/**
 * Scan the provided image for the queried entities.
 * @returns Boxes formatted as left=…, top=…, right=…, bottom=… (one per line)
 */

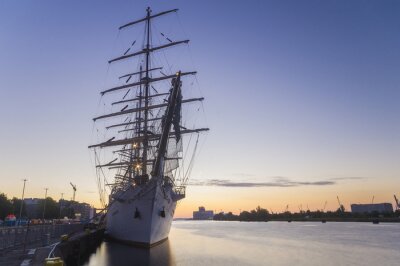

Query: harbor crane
left=70, top=182, right=77, bottom=201
left=298, top=204, right=303, bottom=213
left=337, top=196, right=345, bottom=212
left=394, top=195, right=399, bottom=211
left=322, top=201, right=328, bottom=212
left=284, top=204, right=289, bottom=213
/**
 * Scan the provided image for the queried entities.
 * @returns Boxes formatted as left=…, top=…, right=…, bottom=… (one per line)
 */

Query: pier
left=0, top=223, right=87, bottom=265
left=0, top=223, right=83, bottom=251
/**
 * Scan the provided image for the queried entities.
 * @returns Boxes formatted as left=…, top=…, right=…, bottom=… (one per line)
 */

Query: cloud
left=329, top=177, right=368, bottom=181
left=189, top=177, right=336, bottom=188
left=231, top=173, right=255, bottom=177
left=188, top=175, right=369, bottom=188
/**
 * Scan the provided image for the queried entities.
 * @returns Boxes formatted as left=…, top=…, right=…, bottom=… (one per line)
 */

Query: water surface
left=84, top=221, right=400, bottom=265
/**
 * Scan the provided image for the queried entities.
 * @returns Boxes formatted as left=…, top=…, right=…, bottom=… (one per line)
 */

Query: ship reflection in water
left=83, top=239, right=174, bottom=266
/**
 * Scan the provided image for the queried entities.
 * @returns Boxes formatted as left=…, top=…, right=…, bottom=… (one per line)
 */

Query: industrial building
left=351, top=203, right=393, bottom=214
left=193, top=206, right=214, bottom=220
left=23, top=198, right=41, bottom=218
left=71, top=202, right=94, bottom=221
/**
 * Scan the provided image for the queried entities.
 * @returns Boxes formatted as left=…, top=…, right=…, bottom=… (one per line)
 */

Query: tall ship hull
left=106, top=179, right=184, bottom=246
left=89, top=7, right=208, bottom=248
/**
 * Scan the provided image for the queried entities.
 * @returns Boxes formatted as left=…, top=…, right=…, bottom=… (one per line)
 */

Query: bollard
left=60, top=234, right=69, bottom=242
left=44, top=257, right=64, bottom=266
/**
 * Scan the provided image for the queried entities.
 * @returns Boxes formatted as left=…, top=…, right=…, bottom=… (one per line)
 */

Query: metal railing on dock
left=0, top=223, right=83, bottom=251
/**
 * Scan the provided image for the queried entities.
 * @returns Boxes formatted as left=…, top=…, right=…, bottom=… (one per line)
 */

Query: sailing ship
left=88, top=7, right=208, bottom=247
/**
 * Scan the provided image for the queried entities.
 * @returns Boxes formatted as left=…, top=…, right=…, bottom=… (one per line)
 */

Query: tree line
left=214, top=206, right=270, bottom=221
left=213, top=205, right=400, bottom=222
left=0, top=192, right=75, bottom=220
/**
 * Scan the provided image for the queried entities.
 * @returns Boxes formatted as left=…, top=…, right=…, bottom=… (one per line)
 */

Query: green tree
left=38, top=197, right=59, bottom=219
left=255, top=206, right=269, bottom=221
left=11, top=197, right=27, bottom=218
left=0, top=193, right=13, bottom=219
left=239, top=211, right=252, bottom=221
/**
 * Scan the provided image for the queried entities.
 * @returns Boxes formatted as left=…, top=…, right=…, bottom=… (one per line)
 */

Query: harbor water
left=83, top=220, right=400, bottom=266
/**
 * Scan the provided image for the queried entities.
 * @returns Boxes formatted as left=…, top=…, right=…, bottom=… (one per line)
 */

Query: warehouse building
left=351, top=203, right=393, bottom=214
left=193, top=206, right=214, bottom=220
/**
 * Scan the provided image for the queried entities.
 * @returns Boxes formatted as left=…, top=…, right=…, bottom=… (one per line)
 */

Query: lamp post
left=59, top=193, right=64, bottom=218
left=42, top=188, right=49, bottom=220
left=18, top=179, right=27, bottom=226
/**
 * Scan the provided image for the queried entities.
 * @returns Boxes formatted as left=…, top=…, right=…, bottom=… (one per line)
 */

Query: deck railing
left=173, top=186, right=186, bottom=200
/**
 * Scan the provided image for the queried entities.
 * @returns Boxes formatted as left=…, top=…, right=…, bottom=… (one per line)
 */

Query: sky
left=0, top=0, right=399, bottom=217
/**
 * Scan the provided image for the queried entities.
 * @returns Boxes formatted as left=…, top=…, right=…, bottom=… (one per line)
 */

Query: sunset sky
left=0, top=0, right=399, bottom=217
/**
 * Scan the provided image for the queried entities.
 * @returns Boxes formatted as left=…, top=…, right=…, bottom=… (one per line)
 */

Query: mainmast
left=142, top=7, right=152, bottom=176
left=135, top=65, right=143, bottom=176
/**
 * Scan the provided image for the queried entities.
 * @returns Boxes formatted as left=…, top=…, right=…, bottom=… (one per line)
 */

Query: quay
left=0, top=223, right=82, bottom=265
left=0, top=223, right=104, bottom=266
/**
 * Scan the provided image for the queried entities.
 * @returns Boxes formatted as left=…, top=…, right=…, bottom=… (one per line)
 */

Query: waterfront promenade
left=0, top=223, right=83, bottom=265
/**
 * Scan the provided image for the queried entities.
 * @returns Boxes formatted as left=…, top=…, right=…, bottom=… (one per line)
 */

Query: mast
left=136, top=65, right=143, bottom=175
left=143, top=7, right=152, bottom=176
left=152, top=72, right=182, bottom=178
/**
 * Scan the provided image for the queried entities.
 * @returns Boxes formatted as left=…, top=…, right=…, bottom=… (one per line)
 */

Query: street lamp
left=59, top=193, right=64, bottom=218
left=18, top=179, right=27, bottom=226
left=42, top=188, right=49, bottom=220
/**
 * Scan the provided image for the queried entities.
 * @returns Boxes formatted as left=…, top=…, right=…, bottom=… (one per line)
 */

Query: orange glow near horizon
left=174, top=182, right=400, bottom=218
left=2, top=177, right=399, bottom=218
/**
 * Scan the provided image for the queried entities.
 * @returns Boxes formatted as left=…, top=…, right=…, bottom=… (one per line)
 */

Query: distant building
left=193, top=206, right=214, bottom=220
left=22, top=198, right=94, bottom=220
left=24, top=198, right=41, bottom=218
left=71, top=202, right=94, bottom=221
left=351, top=203, right=393, bottom=214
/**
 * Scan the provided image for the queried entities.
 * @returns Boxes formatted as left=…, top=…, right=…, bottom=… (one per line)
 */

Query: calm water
left=84, top=221, right=400, bottom=266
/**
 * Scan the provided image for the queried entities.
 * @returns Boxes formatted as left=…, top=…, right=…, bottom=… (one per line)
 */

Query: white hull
left=106, top=180, right=182, bottom=247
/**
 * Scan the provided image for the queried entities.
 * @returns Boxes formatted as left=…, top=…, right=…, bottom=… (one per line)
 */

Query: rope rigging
left=90, top=7, right=208, bottom=208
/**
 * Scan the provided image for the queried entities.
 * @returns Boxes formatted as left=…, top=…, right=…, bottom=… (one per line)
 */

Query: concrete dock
left=0, top=223, right=89, bottom=266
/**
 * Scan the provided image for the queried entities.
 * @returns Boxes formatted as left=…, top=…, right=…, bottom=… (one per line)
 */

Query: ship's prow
left=105, top=178, right=185, bottom=247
